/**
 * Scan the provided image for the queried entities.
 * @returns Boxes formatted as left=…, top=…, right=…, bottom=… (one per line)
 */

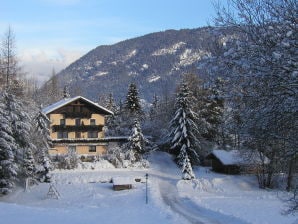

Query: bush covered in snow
left=51, top=152, right=79, bottom=170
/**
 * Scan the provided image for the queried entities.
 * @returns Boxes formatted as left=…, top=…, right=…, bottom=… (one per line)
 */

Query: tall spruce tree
left=125, top=119, right=149, bottom=163
left=125, top=83, right=143, bottom=118
left=33, top=108, right=52, bottom=182
left=203, top=77, right=225, bottom=144
left=0, top=93, right=17, bottom=194
left=103, top=93, right=120, bottom=136
left=169, top=81, right=201, bottom=179
left=3, top=92, right=37, bottom=181
left=22, top=148, right=36, bottom=178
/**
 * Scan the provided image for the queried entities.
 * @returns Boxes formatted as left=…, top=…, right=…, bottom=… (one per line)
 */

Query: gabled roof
left=207, top=149, right=270, bottom=166
left=42, top=96, right=113, bottom=115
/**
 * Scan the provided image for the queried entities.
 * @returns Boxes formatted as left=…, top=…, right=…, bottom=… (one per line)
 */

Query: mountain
left=51, top=26, right=236, bottom=103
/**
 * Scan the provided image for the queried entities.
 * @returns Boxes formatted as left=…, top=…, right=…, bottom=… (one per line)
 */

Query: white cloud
left=20, top=48, right=84, bottom=84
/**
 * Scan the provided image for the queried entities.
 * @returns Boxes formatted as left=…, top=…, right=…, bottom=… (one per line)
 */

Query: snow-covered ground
left=0, top=152, right=297, bottom=224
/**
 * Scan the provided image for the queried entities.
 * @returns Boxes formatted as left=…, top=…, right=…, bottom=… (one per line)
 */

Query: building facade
left=42, top=96, right=113, bottom=156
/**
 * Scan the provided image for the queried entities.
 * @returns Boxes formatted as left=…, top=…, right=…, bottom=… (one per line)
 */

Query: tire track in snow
left=150, top=152, right=250, bottom=224
left=158, top=179, right=250, bottom=224
left=159, top=180, right=218, bottom=224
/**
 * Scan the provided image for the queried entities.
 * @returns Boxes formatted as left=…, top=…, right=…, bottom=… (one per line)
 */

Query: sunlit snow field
left=0, top=152, right=297, bottom=224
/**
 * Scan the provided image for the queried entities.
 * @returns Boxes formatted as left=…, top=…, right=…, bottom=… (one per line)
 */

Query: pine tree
left=125, top=83, right=143, bottom=118
left=169, top=81, right=202, bottom=179
left=22, top=148, right=36, bottom=178
left=104, top=93, right=119, bottom=136
left=125, top=119, right=149, bottom=163
left=180, top=149, right=195, bottom=180
left=203, top=77, right=225, bottom=143
left=0, top=92, right=17, bottom=194
left=33, top=108, right=52, bottom=182
left=149, top=94, right=159, bottom=120
left=182, top=73, right=212, bottom=157
left=3, top=92, right=37, bottom=181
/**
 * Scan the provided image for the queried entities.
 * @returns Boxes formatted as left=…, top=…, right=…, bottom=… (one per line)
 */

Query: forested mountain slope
left=45, top=26, right=236, bottom=102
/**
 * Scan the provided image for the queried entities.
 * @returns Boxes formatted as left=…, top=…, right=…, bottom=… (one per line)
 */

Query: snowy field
left=0, top=152, right=297, bottom=224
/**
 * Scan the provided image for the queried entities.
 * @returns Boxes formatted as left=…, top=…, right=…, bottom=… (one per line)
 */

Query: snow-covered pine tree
left=33, top=108, right=52, bottom=182
left=125, top=83, right=143, bottom=119
left=149, top=93, right=159, bottom=120
left=22, top=148, right=36, bottom=178
left=3, top=92, right=37, bottom=181
left=182, top=73, right=211, bottom=157
left=103, top=93, right=122, bottom=137
left=125, top=119, right=150, bottom=163
left=114, top=83, right=144, bottom=137
left=0, top=92, right=17, bottom=194
left=169, top=81, right=201, bottom=179
left=180, top=146, right=195, bottom=180
left=203, top=77, right=225, bottom=144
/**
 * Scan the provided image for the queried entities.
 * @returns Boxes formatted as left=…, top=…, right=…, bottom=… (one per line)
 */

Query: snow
left=112, top=177, right=135, bottom=185
left=177, top=168, right=297, bottom=224
left=152, top=42, right=186, bottom=56
left=142, top=64, right=149, bottom=69
left=94, top=60, right=102, bottom=66
left=178, top=49, right=211, bottom=67
left=128, top=71, right=137, bottom=76
left=95, top=71, right=109, bottom=77
left=42, top=96, right=113, bottom=115
left=122, top=49, right=137, bottom=62
left=210, top=149, right=270, bottom=165
left=0, top=152, right=297, bottom=224
left=148, top=75, right=160, bottom=83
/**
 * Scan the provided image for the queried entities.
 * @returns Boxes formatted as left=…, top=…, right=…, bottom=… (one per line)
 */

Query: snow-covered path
left=149, top=152, right=250, bottom=224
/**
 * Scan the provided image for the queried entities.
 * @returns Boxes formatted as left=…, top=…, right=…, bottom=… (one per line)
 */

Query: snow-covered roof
left=209, top=149, right=269, bottom=166
left=42, top=96, right=113, bottom=115
left=112, top=177, right=135, bottom=185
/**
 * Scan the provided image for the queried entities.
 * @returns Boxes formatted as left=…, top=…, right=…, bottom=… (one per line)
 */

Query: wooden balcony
left=63, top=112, right=92, bottom=118
left=52, top=125, right=103, bottom=132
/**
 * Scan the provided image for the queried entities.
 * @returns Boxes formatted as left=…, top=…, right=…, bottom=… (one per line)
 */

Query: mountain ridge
left=49, top=26, right=235, bottom=103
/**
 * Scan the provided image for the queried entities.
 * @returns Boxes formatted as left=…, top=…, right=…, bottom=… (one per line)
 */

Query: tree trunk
left=286, top=158, right=294, bottom=191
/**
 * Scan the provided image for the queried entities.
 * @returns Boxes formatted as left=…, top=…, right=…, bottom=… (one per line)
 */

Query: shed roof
left=208, top=149, right=270, bottom=166
left=42, top=96, right=113, bottom=115
left=112, top=177, right=134, bottom=185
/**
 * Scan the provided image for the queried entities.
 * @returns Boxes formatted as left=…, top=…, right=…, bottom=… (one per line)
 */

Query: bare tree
left=213, top=0, right=298, bottom=189
left=1, top=26, right=19, bottom=90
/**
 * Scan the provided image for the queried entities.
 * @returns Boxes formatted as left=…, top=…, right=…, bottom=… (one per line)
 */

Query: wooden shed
left=206, top=149, right=269, bottom=175
left=112, top=177, right=134, bottom=191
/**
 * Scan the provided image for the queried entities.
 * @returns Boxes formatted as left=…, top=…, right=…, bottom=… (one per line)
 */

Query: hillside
left=50, top=26, right=236, bottom=102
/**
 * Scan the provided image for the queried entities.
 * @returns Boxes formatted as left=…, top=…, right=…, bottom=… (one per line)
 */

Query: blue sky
left=0, top=0, right=217, bottom=82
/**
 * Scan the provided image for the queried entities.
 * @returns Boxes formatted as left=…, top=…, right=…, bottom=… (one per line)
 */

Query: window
left=60, top=119, right=65, bottom=126
left=88, top=131, right=98, bottom=138
left=90, top=119, right=96, bottom=125
left=75, top=118, right=81, bottom=126
left=58, top=131, right=68, bottom=139
left=89, top=145, right=96, bottom=152
left=75, top=132, right=81, bottom=138
left=68, top=146, right=76, bottom=153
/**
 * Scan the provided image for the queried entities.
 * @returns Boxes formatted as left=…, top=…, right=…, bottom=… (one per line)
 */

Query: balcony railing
left=63, top=112, right=92, bottom=118
left=52, top=125, right=103, bottom=132
left=52, top=138, right=108, bottom=144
